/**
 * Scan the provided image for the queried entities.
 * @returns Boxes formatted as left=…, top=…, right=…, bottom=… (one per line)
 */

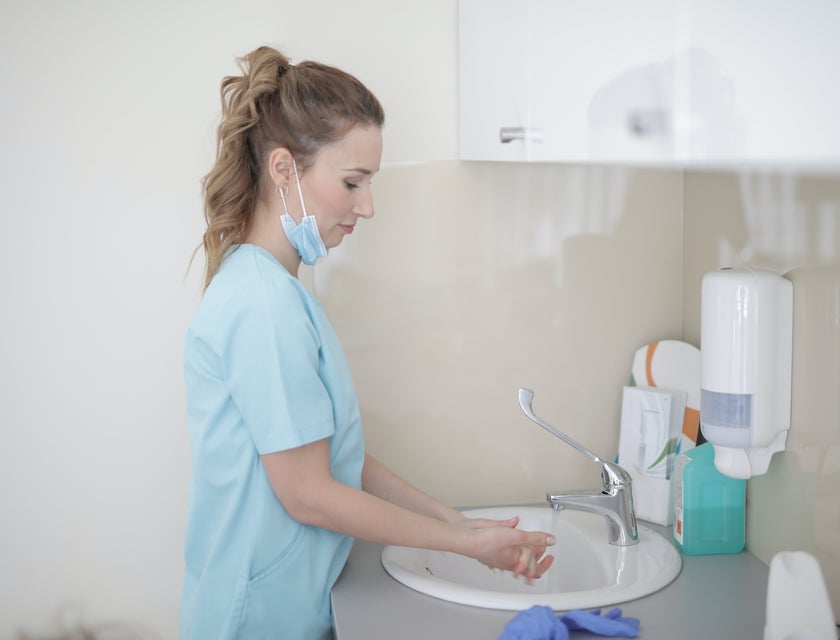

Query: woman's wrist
left=448, top=522, right=481, bottom=558
left=439, top=505, right=468, bottom=525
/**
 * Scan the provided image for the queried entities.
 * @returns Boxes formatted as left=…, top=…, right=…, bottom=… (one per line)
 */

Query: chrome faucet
left=518, top=388, right=638, bottom=546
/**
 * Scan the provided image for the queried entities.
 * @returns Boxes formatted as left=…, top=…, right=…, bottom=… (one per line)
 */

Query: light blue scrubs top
left=180, top=244, right=364, bottom=640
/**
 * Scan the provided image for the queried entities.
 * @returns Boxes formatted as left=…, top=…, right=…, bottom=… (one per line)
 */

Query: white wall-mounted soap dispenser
left=700, top=267, right=793, bottom=479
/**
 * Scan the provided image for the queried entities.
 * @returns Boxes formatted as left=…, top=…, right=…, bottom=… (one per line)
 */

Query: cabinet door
left=459, top=0, right=677, bottom=163
left=681, top=0, right=840, bottom=166
left=526, top=0, right=678, bottom=163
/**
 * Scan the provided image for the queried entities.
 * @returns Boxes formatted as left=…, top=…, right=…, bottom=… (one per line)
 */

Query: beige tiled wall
left=316, top=160, right=684, bottom=507
left=683, top=170, right=840, bottom=621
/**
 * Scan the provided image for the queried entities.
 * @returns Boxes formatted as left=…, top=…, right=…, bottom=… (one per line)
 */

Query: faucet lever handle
left=518, top=388, right=602, bottom=463
left=519, top=389, right=603, bottom=463
left=519, top=388, right=632, bottom=492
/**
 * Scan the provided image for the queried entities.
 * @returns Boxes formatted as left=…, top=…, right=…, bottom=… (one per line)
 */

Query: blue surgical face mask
left=278, top=159, right=328, bottom=266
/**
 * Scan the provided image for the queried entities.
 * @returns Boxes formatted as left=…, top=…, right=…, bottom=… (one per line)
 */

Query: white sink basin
left=381, top=505, right=681, bottom=611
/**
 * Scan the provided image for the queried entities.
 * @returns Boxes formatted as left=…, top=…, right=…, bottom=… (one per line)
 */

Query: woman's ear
left=267, top=147, right=294, bottom=189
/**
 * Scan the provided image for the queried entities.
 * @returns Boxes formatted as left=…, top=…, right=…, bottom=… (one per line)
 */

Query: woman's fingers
left=522, top=530, right=556, bottom=548
left=512, top=547, right=533, bottom=578
left=539, top=553, right=555, bottom=572
left=461, top=516, right=520, bottom=530
left=511, top=538, right=555, bottom=581
left=471, top=524, right=556, bottom=581
left=504, top=526, right=555, bottom=581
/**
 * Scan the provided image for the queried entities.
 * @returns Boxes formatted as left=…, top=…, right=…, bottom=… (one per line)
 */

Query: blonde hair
left=198, top=46, right=385, bottom=289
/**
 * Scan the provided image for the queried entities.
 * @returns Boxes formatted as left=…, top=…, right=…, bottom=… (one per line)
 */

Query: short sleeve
left=220, top=277, right=334, bottom=454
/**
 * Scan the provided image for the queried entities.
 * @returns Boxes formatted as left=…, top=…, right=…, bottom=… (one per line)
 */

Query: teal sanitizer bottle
left=673, top=442, right=746, bottom=555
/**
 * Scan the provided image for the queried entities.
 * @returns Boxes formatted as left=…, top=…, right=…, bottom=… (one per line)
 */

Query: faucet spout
left=547, top=473, right=638, bottom=546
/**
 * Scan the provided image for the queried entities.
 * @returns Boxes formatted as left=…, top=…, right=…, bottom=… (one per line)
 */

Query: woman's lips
left=339, top=224, right=354, bottom=234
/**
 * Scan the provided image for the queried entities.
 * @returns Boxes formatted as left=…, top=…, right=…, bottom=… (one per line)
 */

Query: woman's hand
left=464, top=522, right=556, bottom=582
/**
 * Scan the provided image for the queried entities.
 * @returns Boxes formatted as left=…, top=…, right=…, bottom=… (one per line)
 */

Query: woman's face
left=294, top=124, right=383, bottom=250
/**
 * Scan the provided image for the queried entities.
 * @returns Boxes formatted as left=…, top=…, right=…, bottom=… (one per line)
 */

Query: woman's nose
left=353, top=188, right=375, bottom=219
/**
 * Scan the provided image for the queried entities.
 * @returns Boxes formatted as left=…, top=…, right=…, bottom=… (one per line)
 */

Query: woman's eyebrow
left=342, top=167, right=375, bottom=174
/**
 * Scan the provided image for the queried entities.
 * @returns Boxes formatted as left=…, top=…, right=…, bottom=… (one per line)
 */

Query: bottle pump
left=700, top=268, right=793, bottom=479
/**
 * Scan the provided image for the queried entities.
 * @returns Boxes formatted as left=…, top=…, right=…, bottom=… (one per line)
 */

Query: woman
left=181, top=46, right=555, bottom=640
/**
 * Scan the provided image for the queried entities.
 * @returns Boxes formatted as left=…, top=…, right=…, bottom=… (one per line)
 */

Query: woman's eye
left=344, top=181, right=359, bottom=190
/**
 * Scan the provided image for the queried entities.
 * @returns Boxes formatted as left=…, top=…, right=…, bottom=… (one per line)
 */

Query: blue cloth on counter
left=499, top=606, right=640, bottom=640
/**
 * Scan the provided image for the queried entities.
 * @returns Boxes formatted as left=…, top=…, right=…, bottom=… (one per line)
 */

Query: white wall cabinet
left=459, top=0, right=840, bottom=168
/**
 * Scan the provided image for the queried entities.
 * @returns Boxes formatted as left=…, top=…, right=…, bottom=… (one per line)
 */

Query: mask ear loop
left=291, top=158, right=310, bottom=219
left=276, top=183, right=290, bottom=216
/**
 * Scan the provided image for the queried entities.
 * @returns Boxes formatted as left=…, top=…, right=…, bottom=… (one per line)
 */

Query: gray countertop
left=332, top=519, right=771, bottom=639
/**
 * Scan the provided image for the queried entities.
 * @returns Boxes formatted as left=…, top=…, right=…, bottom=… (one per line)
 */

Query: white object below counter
left=332, top=520, right=770, bottom=640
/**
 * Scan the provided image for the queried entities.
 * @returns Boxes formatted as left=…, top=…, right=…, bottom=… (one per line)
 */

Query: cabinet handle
left=499, top=127, right=544, bottom=143
left=626, top=110, right=668, bottom=137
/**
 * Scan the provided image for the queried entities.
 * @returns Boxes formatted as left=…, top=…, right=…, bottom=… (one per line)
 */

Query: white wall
left=0, top=1, right=458, bottom=636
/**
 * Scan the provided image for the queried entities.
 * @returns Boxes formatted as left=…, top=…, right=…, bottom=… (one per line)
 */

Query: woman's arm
left=360, top=453, right=465, bottom=524
left=261, top=440, right=555, bottom=580
left=361, top=454, right=527, bottom=536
